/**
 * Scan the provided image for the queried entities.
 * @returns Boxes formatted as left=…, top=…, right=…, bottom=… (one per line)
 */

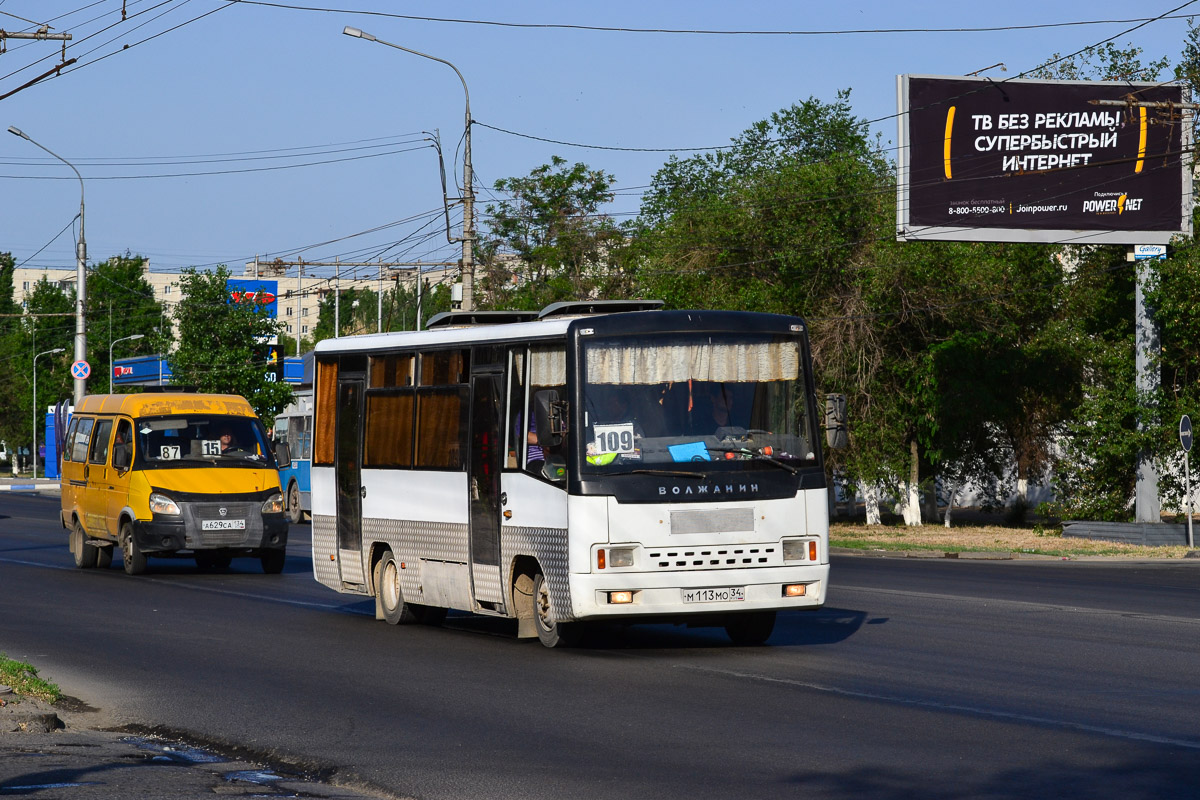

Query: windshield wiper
left=629, top=469, right=706, bottom=480
left=707, top=448, right=801, bottom=475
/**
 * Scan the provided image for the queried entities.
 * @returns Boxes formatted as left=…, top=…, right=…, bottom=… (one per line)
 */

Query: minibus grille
left=183, top=502, right=264, bottom=547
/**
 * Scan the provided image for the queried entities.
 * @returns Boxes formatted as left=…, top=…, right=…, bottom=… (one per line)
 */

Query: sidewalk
left=0, top=693, right=386, bottom=799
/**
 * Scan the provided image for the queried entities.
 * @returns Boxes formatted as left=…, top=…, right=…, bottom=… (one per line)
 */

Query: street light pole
left=9, top=126, right=88, bottom=406
left=33, top=347, right=65, bottom=480
left=342, top=26, right=475, bottom=311
left=109, top=334, right=145, bottom=393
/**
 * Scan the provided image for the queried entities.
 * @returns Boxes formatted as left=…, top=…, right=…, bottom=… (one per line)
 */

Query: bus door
left=468, top=371, right=505, bottom=610
left=335, top=369, right=367, bottom=587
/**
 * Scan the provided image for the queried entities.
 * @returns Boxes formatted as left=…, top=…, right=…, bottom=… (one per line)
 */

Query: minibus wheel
left=533, top=572, right=582, bottom=648
left=377, top=550, right=418, bottom=624
left=71, top=521, right=97, bottom=569
left=261, top=549, right=286, bottom=574
left=724, top=611, right=776, bottom=646
left=120, top=522, right=147, bottom=576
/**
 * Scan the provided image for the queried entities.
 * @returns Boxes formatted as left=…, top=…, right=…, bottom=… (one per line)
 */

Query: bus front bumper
left=567, top=563, right=829, bottom=621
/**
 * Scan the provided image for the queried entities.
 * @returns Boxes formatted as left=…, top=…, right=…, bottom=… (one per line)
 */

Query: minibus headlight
left=261, top=492, right=284, bottom=514
left=149, top=493, right=181, bottom=515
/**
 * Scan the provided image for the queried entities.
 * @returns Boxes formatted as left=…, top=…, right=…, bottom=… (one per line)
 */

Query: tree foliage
left=478, top=155, right=627, bottom=309
left=167, top=266, right=293, bottom=426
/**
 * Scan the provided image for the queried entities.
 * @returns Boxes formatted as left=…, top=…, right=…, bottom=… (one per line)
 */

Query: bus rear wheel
left=534, top=572, right=581, bottom=648
left=71, top=521, right=97, bottom=569
left=376, top=551, right=418, bottom=625
left=286, top=482, right=303, bottom=525
left=724, top=611, right=776, bottom=646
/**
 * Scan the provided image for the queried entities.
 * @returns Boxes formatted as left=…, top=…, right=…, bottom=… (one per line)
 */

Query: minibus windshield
left=133, top=414, right=276, bottom=469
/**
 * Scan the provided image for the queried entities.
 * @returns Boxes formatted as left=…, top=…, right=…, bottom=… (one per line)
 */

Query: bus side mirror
left=533, top=390, right=569, bottom=447
left=825, top=393, right=848, bottom=450
left=112, top=443, right=131, bottom=472
left=541, top=455, right=567, bottom=483
left=275, top=442, right=292, bottom=470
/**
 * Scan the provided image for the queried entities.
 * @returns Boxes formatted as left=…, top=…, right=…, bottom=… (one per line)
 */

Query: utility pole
left=342, top=27, right=475, bottom=310
left=0, top=28, right=74, bottom=101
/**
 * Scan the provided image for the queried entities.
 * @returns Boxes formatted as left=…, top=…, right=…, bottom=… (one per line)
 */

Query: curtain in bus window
left=415, top=387, right=468, bottom=469
left=586, top=342, right=800, bottom=384
left=420, top=350, right=468, bottom=385
left=313, top=358, right=338, bottom=466
left=370, top=353, right=414, bottom=388
left=530, top=347, right=565, bottom=386
left=364, top=392, right=414, bottom=468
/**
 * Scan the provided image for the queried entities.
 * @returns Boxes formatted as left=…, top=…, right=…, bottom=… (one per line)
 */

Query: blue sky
left=2, top=1, right=1197, bottom=284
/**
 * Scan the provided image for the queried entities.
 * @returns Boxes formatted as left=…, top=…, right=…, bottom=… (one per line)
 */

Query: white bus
left=310, top=301, right=833, bottom=647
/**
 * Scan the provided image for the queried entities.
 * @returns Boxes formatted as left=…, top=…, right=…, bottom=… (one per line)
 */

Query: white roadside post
left=1181, top=414, right=1194, bottom=549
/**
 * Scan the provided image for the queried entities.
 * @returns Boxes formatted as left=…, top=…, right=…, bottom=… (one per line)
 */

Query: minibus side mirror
left=112, top=443, right=131, bottom=472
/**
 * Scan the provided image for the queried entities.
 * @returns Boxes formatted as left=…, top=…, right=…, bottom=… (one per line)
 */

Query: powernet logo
left=1083, top=191, right=1143, bottom=215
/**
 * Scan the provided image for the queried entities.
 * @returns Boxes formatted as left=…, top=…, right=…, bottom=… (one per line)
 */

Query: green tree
left=86, top=253, right=162, bottom=392
left=167, top=266, right=293, bottom=426
left=478, top=156, right=627, bottom=309
left=0, top=277, right=73, bottom=468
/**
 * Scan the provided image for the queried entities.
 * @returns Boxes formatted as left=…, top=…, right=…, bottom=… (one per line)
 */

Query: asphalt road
left=2, top=492, right=1199, bottom=799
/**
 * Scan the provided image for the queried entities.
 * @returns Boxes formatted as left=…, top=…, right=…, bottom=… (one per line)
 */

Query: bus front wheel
left=376, top=551, right=418, bottom=625
left=287, top=482, right=303, bottom=525
left=534, top=573, right=582, bottom=648
left=724, top=611, right=776, bottom=646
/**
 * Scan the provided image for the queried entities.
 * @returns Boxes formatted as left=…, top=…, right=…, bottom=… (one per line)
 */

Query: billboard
left=897, top=75, right=1191, bottom=244
left=227, top=278, right=279, bottom=318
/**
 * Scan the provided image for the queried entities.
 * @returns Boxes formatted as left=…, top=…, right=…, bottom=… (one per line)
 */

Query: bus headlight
left=261, top=492, right=285, bottom=514
left=783, top=539, right=816, bottom=562
left=149, top=493, right=181, bottom=515
left=609, top=546, right=638, bottom=566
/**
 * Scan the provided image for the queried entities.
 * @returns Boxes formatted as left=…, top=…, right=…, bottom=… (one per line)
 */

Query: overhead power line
left=224, top=2, right=1200, bottom=37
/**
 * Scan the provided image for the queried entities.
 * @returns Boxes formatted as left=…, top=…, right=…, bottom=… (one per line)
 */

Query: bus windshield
left=579, top=332, right=818, bottom=475
left=133, top=414, right=276, bottom=469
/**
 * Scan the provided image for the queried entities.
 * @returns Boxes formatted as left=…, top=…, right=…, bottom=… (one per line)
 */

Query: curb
left=831, top=547, right=1029, bottom=561
left=0, top=483, right=61, bottom=494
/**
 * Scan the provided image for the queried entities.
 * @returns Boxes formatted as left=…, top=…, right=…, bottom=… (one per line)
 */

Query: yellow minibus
left=59, top=393, right=289, bottom=574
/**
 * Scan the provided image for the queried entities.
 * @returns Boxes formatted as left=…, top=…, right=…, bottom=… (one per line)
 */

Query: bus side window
left=88, top=419, right=113, bottom=465
left=62, top=417, right=81, bottom=463
left=71, top=418, right=95, bottom=463
left=113, top=419, right=133, bottom=469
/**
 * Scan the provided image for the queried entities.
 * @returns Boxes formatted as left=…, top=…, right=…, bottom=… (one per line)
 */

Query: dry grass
left=831, top=522, right=1195, bottom=559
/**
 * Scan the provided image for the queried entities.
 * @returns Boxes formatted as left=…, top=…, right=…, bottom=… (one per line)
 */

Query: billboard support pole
left=1134, top=258, right=1161, bottom=523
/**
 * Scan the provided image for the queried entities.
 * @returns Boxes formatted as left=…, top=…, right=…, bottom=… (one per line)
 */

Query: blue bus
left=273, top=390, right=312, bottom=524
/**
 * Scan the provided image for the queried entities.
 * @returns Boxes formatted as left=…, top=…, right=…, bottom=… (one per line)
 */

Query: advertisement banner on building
left=227, top=278, right=279, bottom=318
left=897, top=75, right=1191, bottom=244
